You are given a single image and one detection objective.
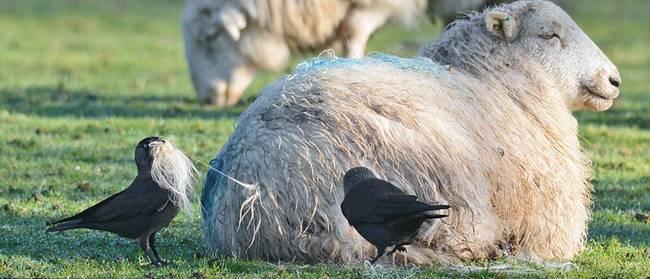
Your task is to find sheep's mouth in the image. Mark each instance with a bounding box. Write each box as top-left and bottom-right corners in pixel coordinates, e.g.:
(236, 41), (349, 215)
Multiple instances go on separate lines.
(583, 87), (614, 111)
(584, 87), (612, 100)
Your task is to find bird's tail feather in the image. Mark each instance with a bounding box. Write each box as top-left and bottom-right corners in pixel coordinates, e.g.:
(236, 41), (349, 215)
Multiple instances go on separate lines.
(421, 203), (450, 219)
(423, 213), (448, 219)
(46, 219), (84, 233)
(424, 204), (451, 212)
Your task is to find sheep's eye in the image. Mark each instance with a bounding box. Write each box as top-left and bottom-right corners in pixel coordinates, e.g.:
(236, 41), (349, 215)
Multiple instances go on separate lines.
(539, 33), (560, 40)
(200, 8), (212, 17)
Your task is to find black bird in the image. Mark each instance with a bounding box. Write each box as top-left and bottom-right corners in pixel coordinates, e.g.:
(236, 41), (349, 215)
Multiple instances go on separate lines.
(46, 136), (195, 267)
(340, 167), (450, 264)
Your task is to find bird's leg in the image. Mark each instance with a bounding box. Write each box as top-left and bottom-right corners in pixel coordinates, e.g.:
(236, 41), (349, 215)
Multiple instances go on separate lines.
(369, 246), (386, 264)
(149, 232), (168, 265)
(387, 243), (408, 255)
(139, 235), (161, 267)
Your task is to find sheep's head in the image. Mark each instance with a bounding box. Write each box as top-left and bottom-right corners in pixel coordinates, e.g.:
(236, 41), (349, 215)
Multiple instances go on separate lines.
(184, 31), (254, 106)
(183, 0), (222, 42)
(182, 0), (256, 106)
(182, 0), (288, 106)
(485, 1), (621, 111)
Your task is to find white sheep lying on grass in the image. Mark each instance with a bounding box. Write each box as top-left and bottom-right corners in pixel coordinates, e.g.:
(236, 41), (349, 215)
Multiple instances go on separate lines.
(201, 0), (621, 264)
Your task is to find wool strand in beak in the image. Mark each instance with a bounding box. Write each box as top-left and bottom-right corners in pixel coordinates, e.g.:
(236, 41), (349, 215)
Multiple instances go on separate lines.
(150, 141), (198, 210)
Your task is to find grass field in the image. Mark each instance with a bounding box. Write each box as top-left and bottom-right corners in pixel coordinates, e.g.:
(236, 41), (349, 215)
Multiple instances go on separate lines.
(0, 0), (648, 277)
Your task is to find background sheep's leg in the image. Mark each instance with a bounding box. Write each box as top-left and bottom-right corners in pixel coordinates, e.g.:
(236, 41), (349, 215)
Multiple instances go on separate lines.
(341, 8), (390, 58)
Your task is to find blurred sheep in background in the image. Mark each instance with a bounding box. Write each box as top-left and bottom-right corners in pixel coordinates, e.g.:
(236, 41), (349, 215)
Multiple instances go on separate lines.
(182, 0), (511, 107)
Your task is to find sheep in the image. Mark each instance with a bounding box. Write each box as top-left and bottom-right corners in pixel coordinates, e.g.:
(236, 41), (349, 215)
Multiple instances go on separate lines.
(201, 0), (621, 265)
(182, 0), (455, 107)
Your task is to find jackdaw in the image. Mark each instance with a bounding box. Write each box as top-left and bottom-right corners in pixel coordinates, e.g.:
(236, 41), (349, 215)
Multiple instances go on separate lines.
(340, 167), (450, 264)
(46, 136), (197, 266)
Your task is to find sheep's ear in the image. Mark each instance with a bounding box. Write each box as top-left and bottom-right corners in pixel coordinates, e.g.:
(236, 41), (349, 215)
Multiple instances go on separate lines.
(218, 4), (246, 41)
(485, 10), (518, 41)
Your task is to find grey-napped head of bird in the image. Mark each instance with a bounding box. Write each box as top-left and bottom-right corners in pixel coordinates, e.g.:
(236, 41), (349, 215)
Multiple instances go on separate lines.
(148, 137), (198, 210)
(135, 136), (163, 168)
(343, 167), (377, 194)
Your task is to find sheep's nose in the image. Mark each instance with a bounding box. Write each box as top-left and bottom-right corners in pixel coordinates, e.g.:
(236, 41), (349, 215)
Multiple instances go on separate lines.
(609, 76), (621, 88)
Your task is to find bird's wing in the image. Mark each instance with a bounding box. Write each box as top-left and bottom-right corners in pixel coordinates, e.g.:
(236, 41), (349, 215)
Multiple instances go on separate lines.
(52, 177), (170, 225)
(341, 179), (448, 225)
(384, 210), (447, 240)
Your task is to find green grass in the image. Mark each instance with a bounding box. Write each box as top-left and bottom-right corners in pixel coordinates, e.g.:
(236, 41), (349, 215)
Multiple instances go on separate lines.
(0, 0), (648, 277)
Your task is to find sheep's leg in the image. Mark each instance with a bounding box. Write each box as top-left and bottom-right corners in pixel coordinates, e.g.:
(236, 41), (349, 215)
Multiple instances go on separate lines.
(451, 216), (503, 260)
(341, 8), (390, 59)
(514, 194), (589, 260)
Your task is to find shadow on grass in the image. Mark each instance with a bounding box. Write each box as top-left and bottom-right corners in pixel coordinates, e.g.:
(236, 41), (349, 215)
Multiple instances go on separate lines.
(0, 86), (259, 119)
(592, 177), (650, 212)
(589, 176), (650, 248)
(576, 106), (650, 130)
(588, 219), (650, 248)
(0, 212), (206, 267)
(0, 211), (301, 276)
(6, 86), (647, 130)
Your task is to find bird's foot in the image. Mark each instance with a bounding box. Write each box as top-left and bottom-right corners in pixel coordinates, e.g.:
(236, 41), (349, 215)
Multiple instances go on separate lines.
(143, 251), (163, 267)
(148, 258), (173, 267)
(140, 260), (162, 268)
(387, 245), (408, 256)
